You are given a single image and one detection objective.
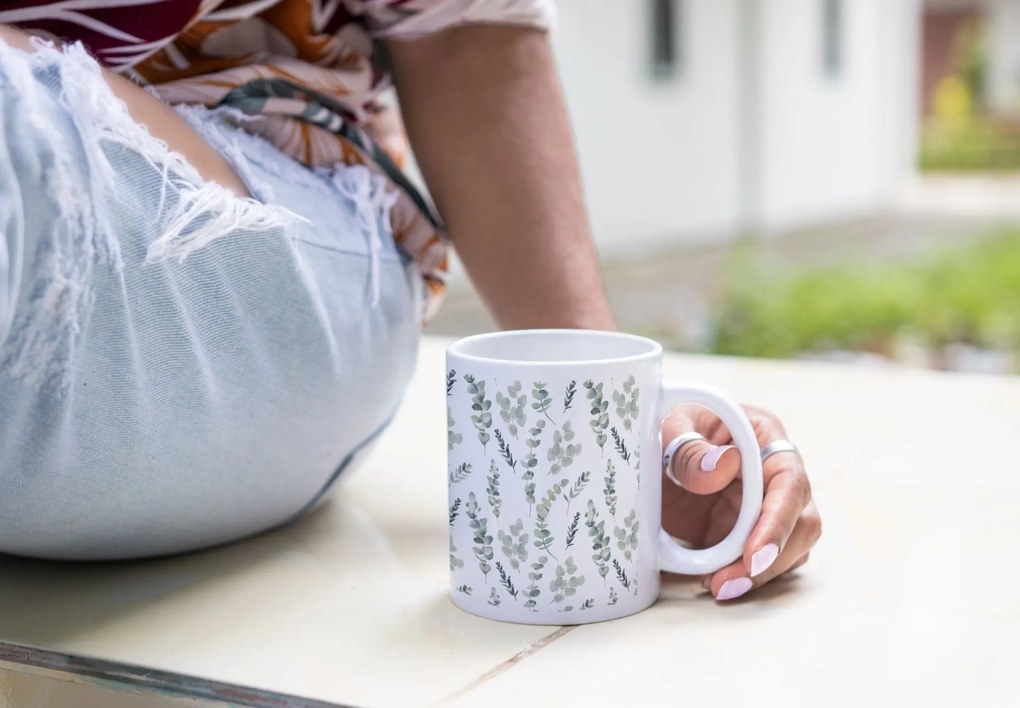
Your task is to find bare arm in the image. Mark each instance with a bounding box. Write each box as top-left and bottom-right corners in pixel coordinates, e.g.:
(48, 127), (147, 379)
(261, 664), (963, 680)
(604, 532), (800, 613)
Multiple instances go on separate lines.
(388, 25), (616, 330)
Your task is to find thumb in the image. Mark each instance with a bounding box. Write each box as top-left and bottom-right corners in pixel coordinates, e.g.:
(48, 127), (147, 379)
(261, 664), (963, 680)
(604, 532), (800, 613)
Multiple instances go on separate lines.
(662, 410), (742, 495)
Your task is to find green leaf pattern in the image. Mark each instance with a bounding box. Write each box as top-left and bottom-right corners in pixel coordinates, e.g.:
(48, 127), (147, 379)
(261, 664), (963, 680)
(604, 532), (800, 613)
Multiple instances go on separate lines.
(464, 374), (492, 451)
(547, 421), (581, 475)
(497, 518), (529, 572)
(583, 380), (610, 453)
(613, 508), (640, 562)
(495, 381), (527, 438)
(612, 376), (640, 431)
(449, 374), (643, 611)
(466, 492), (493, 581)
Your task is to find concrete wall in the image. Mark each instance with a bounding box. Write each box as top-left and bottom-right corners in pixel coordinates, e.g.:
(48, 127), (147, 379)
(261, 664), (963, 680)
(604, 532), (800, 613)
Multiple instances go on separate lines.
(552, 0), (920, 252)
(754, 0), (920, 232)
(551, 0), (743, 254)
(986, 0), (1020, 114)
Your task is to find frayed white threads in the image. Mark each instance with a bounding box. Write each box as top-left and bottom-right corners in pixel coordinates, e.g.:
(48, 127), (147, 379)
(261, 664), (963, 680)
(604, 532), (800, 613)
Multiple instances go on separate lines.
(331, 165), (398, 308)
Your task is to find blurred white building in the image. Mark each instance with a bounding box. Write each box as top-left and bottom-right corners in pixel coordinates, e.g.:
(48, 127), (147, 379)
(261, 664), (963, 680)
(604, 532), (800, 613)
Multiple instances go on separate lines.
(551, 0), (921, 254)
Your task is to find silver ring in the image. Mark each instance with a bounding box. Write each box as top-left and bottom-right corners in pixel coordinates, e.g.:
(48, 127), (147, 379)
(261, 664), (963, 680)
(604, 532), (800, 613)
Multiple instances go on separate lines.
(760, 439), (799, 463)
(662, 432), (707, 487)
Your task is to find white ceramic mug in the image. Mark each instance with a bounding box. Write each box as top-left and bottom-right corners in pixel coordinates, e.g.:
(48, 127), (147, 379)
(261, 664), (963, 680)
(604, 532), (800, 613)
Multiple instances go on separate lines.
(446, 329), (763, 624)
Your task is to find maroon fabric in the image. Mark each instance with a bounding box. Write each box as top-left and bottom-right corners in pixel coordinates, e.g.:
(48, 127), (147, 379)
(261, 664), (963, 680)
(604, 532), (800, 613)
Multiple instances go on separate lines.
(0, 0), (199, 63)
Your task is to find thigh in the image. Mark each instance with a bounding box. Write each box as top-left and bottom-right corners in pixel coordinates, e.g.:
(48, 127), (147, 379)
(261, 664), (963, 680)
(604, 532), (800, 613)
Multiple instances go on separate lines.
(0, 34), (420, 560)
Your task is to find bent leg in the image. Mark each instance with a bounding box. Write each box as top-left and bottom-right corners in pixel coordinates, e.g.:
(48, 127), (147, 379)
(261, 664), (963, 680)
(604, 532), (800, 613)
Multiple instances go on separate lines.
(0, 33), (421, 559)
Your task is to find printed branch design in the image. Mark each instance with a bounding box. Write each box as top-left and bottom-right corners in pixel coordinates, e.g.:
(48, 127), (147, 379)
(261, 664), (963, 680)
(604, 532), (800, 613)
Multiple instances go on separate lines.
(534, 480), (568, 559)
(531, 382), (555, 423)
(495, 381), (527, 438)
(584, 499), (611, 581)
(497, 518), (529, 572)
(547, 421), (581, 476)
(464, 374), (492, 451)
(486, 461), (501, 521)
(522, 420), (545, 515)
(612, 375), (640, 431)
(494, 429), (517, 473)
(610, 426), (631, 464)
(604, 460), (617, 517)
(565, 511), (581, 549)
(550, 556), (585, 603)
(524, 555), (549, 611)
(563, 380), (577, 413)
(583, 380), (609, 453)
(466, 492), (493, 582)
(613, 508), (640, 562)
(496, 561), (519, 601)
(563, 470), (591, 510)
(449, 462), (472, 484)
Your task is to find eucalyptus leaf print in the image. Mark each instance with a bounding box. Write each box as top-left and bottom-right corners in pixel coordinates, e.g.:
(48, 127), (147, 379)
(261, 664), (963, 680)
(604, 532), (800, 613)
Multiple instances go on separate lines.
(613, 509), (640, 562)
(464, 374), (492, 451)
(446, 369), (457, 396)
(449, 462), (472, 484)
(531, 382), (555, 423)
(450, 539), (464, 571)
(608, 587), (619, 606)
(563, 380), (577, 413)
(580, 598), (595, 610)
(563, 470), (591, 510)
(524, 555), (548, 611)
(550, 556), (586, 603)
(534, 480), (568, 559)
(447, 407), (463, 451)
(604, 460), (617, 517)
(547, 421), (581, 476)
(497, 518), (529, 572)
(610, 427), (631, 464)
(564, 512), (581, 549)
(521, 420), (545, 516)
(496, 561), (519, 601)
(466, 492), (494, 581)
(495, 381), (527, 438)
(494, 429), (517, 473)
(449, 497), (462, 526)
(584, 499), (611, 581)
(457, 585), (473, 596)
(486, 461), (501, 521)
(612, 375), (640, 431)
(583, 380), (610, 453)
(612, 559), (632, 591)
(488, 587), (501, 606)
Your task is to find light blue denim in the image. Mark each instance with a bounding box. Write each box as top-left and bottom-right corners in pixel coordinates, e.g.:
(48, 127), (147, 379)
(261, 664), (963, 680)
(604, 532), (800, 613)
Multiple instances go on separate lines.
(0, 39), (422, 560)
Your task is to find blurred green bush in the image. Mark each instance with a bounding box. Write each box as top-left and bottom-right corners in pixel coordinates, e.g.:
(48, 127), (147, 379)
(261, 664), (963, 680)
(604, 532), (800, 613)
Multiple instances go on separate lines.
(920, 117), (1020, 171)
(711, 230), (1020, 364)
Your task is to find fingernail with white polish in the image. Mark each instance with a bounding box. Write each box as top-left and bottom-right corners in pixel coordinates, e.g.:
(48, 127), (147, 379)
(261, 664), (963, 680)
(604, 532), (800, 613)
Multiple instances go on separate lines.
(750, 543), (780, 577)
(716, 577), (753, 601)
(701, 445), (736, 472)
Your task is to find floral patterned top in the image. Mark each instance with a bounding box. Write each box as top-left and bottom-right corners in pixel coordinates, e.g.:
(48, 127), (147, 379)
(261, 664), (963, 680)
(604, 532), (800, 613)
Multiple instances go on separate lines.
(0, 0), (556, 319)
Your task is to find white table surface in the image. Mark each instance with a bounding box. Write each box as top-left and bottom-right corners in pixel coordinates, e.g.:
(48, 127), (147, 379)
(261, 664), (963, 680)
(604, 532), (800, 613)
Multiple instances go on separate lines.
(0, 337), (1017, 707)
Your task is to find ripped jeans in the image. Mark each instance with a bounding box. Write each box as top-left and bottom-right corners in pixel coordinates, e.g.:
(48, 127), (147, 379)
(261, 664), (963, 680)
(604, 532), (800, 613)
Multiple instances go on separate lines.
(0, 40), (422, 559)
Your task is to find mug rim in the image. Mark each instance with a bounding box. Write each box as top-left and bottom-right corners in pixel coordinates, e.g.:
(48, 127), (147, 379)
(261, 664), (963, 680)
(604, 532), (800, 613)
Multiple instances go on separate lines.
(447, 328), (663, 367)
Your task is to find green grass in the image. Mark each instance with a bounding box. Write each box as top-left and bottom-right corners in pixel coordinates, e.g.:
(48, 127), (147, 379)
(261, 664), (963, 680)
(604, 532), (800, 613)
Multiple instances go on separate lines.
(920, 118), (1020, 172)
(711, 230), (1020, 365)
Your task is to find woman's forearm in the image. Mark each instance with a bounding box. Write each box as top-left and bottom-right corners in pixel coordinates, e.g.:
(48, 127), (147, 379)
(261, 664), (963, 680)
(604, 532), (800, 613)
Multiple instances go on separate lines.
(388, 24), (616, 330)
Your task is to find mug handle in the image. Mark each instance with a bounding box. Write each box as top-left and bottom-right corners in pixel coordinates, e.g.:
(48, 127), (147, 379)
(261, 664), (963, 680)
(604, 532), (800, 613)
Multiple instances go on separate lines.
(656, 381), (764, 575)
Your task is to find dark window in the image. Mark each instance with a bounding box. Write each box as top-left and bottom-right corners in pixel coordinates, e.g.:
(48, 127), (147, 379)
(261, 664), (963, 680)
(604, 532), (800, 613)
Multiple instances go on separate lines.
(651, 0), (681, 80)
(822, 0), (842, 77)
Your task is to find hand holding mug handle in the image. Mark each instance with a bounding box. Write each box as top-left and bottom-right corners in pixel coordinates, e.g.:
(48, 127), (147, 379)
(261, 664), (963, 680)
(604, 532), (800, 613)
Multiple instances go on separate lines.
(657, 382), (764, 575)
